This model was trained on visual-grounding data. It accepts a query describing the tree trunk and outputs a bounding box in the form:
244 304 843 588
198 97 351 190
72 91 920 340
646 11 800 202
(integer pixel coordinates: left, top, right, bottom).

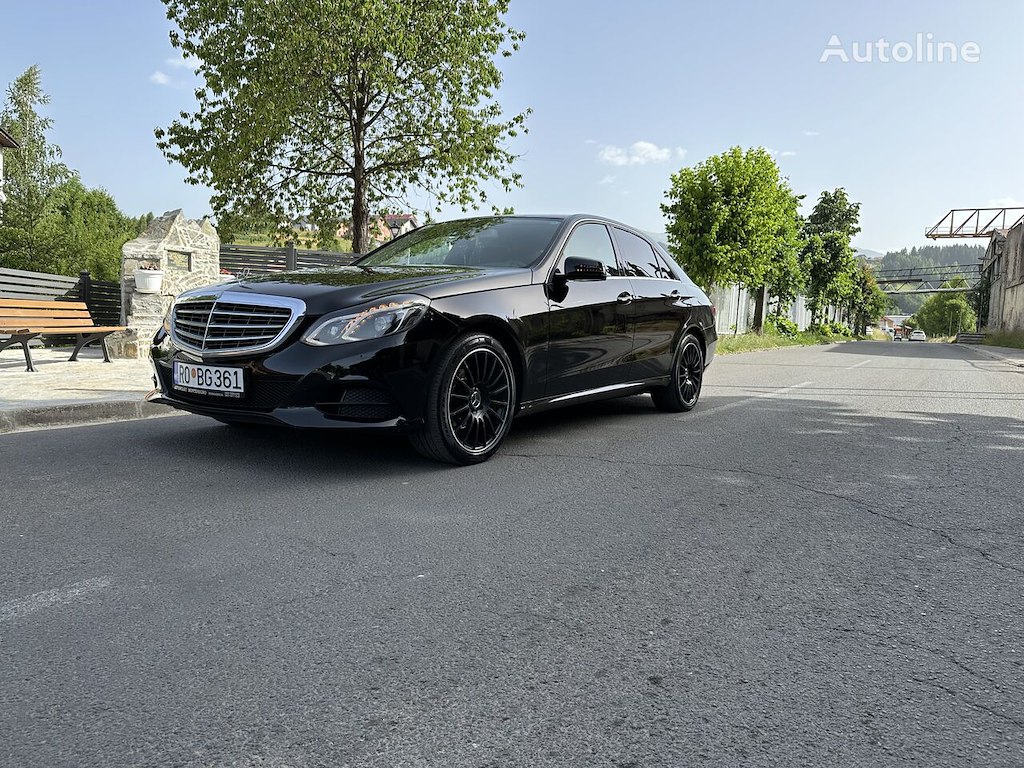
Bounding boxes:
351 170 369 255
350 100 369 255
752 286 766 335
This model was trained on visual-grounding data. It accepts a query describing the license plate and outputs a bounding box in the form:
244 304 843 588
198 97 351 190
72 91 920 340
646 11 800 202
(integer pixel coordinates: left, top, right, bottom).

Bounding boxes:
172 361 245 398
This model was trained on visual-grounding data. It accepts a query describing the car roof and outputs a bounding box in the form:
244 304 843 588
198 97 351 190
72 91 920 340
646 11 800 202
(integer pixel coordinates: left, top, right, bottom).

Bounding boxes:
439 213 653 238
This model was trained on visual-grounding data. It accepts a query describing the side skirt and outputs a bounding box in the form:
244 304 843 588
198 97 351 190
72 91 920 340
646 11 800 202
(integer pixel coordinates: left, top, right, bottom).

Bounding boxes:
516 378 669 418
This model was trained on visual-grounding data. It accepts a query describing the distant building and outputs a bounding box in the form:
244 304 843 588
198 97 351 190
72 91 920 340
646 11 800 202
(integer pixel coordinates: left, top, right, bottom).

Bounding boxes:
383 213 419 239
880 314 913 336
0 127 19 206
335 214 418 247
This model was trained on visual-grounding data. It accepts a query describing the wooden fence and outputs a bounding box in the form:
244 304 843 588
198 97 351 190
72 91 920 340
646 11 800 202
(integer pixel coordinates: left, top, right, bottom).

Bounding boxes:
219 243 358 275
0 267 121 326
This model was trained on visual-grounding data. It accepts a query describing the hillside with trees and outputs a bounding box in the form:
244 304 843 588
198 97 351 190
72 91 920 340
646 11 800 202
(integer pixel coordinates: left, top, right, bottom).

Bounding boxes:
875 243 985 314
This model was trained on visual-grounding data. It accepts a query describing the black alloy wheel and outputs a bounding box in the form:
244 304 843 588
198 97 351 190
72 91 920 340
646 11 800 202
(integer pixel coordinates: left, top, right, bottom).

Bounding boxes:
651 332 704 413
411 333 517 464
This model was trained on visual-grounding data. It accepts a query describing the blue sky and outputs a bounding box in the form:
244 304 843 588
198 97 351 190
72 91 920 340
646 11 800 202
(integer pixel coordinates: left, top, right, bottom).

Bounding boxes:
2 0 1021 252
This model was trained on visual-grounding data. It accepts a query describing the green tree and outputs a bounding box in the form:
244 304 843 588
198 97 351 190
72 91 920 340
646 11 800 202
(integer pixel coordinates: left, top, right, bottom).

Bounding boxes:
800 189 861 325
157 0 529 254
0 65 73 270
847 262 892 335
661 146 802 330
765 202 806 317
47 178 138 280
912 283 978 337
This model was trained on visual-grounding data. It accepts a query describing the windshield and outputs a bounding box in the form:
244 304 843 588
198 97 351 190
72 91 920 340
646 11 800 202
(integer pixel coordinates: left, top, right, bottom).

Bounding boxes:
357 217 562 269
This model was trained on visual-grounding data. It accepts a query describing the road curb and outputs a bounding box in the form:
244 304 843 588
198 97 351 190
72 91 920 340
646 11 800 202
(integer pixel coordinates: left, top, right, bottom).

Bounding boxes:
956 344 1024 367
0 399 172 434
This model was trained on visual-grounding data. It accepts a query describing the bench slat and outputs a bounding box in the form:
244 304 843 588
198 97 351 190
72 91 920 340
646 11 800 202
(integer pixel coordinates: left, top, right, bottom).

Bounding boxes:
0 298 90 310
0 325 125 334
0 318 102 328
0 308 93 318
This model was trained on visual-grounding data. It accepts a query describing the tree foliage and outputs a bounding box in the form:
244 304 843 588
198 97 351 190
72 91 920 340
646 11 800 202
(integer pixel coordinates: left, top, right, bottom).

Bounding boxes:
661 147 801 297
0 65 73 269
158 0 529 253
0 66 144 279
47 179 143 280
847 262 892 335
912 283 978 337
799 189 861 324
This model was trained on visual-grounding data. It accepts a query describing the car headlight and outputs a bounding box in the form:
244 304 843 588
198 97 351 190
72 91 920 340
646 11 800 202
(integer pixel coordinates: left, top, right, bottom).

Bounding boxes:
303 296 430 346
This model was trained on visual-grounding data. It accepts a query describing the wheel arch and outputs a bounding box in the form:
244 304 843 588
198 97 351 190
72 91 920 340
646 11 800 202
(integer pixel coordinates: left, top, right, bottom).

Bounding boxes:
679 323 707 362
454 316 526 407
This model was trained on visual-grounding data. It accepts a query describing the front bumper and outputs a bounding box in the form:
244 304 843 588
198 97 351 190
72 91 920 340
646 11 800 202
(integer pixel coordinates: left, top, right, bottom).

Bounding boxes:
148 316 454 430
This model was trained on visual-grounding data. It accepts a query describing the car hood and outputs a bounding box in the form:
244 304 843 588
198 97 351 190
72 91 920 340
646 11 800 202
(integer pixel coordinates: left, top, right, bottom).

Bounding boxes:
205 265 534 315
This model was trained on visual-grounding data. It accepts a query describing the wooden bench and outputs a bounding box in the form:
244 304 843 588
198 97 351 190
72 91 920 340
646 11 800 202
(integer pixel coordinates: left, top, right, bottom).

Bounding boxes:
0 298 126 372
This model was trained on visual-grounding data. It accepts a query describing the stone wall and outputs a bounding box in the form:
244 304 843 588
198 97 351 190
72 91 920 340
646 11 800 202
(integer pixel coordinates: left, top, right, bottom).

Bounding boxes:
985 222 1024 333
999 223 1024 332
109 209 221 358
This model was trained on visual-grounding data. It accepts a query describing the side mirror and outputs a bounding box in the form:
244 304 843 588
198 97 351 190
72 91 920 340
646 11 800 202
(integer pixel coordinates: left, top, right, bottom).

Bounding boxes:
563 257 608 281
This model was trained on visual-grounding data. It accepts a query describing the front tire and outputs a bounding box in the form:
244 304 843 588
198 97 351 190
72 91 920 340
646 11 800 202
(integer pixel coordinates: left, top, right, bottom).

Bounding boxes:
409 333 517 465
651 333 704 413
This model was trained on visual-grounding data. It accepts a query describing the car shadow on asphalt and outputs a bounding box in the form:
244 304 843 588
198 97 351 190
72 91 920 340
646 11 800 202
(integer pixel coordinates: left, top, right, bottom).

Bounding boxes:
132 395 672 477
50 385 1023 485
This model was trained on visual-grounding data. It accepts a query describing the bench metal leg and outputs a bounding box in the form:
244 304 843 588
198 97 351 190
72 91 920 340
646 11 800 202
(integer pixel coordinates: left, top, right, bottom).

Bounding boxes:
70 332 113 363
0 333 40 372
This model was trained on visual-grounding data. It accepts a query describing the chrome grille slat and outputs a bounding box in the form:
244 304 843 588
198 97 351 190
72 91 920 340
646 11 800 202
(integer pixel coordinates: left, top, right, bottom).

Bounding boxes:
205 322 284 330
171 292 305 357
202 334 278 343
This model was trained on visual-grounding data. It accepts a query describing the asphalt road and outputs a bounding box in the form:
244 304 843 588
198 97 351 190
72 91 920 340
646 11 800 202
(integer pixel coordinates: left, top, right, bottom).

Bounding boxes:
2 341 1023 768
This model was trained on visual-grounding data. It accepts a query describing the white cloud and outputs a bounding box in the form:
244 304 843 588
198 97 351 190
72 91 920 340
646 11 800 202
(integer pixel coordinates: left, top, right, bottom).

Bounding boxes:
584 139 597 145
802 130 820 136
149 70 171 86
780 150 797 157
165 56 199 71
598 175 616 186
675 147 687 160
763 147 796 158
597 140 674 166
987 197 1024 208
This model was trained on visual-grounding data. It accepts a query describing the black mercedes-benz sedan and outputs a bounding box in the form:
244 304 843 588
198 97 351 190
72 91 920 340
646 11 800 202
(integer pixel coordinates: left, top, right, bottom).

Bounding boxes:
147 215 717 464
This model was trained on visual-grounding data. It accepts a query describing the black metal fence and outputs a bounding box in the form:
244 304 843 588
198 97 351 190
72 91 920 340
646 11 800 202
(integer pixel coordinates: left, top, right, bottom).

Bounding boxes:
66 271 122 326
220 243 358 275
0 267 121 325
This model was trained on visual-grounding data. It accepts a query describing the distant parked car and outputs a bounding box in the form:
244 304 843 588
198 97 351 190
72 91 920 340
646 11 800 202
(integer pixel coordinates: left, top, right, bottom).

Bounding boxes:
893 329 904 341
909 329 927 342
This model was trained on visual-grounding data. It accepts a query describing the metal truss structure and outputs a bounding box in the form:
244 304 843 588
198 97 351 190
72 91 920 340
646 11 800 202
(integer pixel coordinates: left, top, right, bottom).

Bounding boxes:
925 207 1024 239
872 264 981 294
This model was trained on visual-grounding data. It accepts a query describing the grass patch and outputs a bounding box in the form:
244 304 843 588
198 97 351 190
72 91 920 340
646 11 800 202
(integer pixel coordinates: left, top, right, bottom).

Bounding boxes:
716 331 841 355
985 330 1024 350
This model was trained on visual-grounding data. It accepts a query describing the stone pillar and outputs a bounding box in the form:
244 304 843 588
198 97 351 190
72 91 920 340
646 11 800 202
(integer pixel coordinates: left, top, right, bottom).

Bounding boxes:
108 209 221 358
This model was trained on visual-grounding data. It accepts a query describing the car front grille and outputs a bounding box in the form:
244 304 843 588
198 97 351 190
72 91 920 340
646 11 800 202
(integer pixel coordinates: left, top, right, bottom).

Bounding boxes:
171 293 305 356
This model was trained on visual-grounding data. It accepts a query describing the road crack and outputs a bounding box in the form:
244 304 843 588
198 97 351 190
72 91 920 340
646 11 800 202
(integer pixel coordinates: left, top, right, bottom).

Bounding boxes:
503 452 1024 576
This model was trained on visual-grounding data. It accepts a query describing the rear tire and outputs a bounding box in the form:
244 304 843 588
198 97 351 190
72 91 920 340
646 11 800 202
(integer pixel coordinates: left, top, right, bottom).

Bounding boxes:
651 333 704 413
409 333 517 465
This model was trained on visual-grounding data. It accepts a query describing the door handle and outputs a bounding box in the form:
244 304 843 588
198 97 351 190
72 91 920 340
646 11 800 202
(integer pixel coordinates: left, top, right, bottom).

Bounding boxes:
616 292 634 304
